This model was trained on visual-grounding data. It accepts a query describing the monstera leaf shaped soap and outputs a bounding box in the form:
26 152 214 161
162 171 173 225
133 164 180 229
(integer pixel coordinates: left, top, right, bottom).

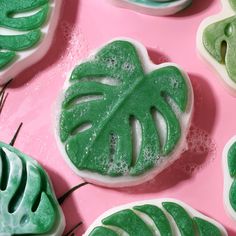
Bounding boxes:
0 142 65 235
108 0 192 16
84 199 227 236
0 0 62 85
223 136 236 220
197 0 236 94
56 38 193 187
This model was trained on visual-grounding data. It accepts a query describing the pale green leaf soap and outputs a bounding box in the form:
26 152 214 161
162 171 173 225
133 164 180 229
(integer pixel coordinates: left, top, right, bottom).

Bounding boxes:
197 0 236 94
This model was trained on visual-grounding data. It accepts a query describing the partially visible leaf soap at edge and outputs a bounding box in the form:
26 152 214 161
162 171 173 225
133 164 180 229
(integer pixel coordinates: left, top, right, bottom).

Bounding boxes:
0 0 50 70
226 140 236 217
0 142 65 235
201 0 236 86
84 199 226 236
58 39 193 186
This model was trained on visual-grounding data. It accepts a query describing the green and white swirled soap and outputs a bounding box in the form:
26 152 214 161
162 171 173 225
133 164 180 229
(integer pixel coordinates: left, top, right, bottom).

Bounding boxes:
0 0 62 85
0 142 65 235
55 38 193 187
108 0 192 16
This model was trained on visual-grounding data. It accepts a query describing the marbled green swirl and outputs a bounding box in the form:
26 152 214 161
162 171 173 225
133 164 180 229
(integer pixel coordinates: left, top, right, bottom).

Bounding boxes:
0 142 61 235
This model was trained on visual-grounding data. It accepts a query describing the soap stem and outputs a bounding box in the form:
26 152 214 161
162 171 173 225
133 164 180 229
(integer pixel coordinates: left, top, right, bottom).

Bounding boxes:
9 122 23 146
0 79 12 115
58 182 88 205
63 222 83 236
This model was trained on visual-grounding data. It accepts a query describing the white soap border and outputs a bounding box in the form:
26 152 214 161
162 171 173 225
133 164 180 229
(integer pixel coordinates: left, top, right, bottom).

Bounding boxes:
108 0 192 16
197 0 236 95
54 37 194 188
223 136 236 222
0 0 63 85
0 145 65 236
83 198 228 236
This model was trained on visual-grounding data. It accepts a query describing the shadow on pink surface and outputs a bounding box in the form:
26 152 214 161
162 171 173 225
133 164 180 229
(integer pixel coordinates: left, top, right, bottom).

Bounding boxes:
175 0 216 17
225 227 236 236
45 166 87 236
117 72 217 194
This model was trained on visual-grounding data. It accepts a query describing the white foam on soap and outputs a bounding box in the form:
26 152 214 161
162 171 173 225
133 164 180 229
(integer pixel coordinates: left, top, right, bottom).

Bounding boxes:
54 38 194 188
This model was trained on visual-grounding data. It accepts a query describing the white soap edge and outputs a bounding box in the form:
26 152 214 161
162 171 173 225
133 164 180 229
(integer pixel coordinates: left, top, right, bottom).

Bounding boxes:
83 198 228 236
196 0 236 95
54 37 194 188
108 0 192 16
223 136 236 222
0 147 65 236
0 0 63 85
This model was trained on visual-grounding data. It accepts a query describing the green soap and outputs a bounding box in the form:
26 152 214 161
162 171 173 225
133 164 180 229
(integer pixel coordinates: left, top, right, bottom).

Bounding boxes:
129 0 178 7
162 202 195 236
229 180 236 212
227 141 236 177
134 204 172 236
0 142 61 235
193 217 222 236
0 51 15 70
86 201 224 236
89 227 119 236
102 209 153 236
59 40 188 177
230 0 236 12
226 140 236 218
203 13 236 82
0 0 49 70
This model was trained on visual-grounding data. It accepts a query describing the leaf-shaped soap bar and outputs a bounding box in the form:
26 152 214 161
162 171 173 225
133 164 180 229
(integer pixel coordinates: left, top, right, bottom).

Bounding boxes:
108 0 192 16
0 142 65 235
223 136 236 221
197 0 236 94
0 0 62 85
84 199 227 236
56 38 193 187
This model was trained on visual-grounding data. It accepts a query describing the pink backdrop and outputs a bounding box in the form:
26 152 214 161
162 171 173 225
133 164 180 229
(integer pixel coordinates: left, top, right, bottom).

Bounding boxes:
1 0 236 234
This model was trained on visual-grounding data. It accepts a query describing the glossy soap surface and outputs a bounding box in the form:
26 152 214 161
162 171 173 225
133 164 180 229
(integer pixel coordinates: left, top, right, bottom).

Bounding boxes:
0 0 50 70
85 199 226 236
1 0 236 235
59 39 189 178
0 142 63 235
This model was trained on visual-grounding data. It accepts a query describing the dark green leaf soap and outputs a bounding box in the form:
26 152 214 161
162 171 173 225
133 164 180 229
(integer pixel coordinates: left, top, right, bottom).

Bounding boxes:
84 199 227 236
0 142 65 235
57 38 193 187
0 0 62 85
223 136 236 220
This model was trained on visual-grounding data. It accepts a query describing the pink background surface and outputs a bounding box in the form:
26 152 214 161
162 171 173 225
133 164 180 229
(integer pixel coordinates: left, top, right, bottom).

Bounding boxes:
1 0 236 234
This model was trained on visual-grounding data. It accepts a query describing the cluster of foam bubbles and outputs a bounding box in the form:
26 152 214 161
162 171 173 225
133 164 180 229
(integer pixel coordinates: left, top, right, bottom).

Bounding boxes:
108 158 129 175
143 145 156 164
186 125 216 155
47 20 90 79
173 125 216 176
170 77 180 89
166 96 181 118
